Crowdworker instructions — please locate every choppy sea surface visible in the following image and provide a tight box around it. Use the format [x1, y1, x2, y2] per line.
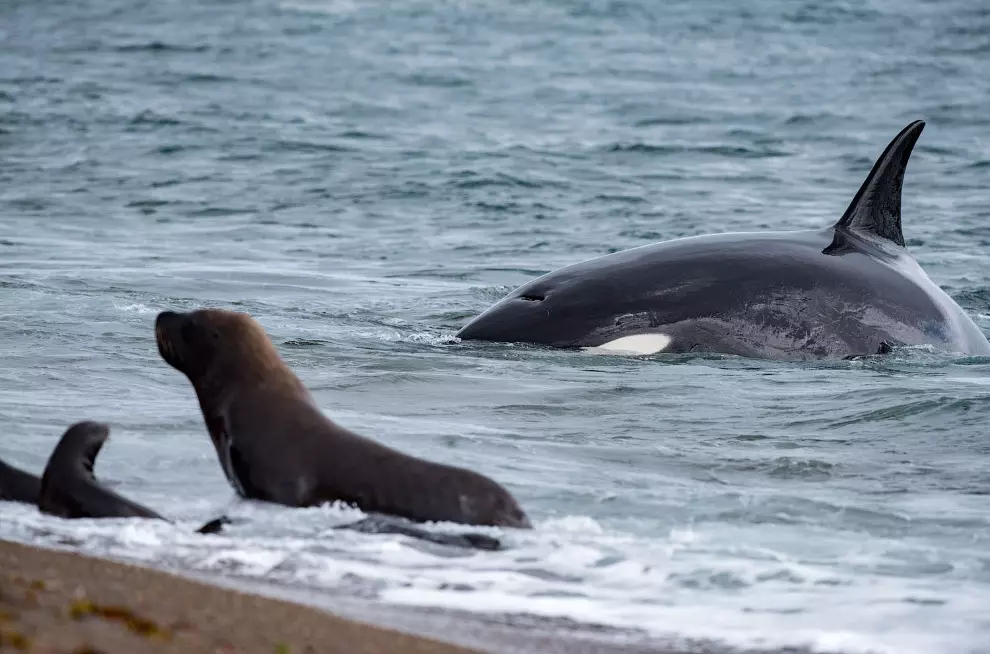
[2, 1, 990, 652]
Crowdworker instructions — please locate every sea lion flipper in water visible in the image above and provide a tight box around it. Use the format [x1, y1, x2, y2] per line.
[0, 458, 42, 504]
[340, 515, 504, 551]
[195, 515, 231, 534]
[36, 421, 229, 534]
[155, 309, 532, 530]
[39, 421, 168, 520]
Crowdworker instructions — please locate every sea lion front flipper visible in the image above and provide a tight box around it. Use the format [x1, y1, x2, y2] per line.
[227, 440, 264, 500]
[195, 515, 232, 534]
[339, 515, 504, 551]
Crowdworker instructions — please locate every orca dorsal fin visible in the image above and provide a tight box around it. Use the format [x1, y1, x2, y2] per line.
[832, 120, 925, 247]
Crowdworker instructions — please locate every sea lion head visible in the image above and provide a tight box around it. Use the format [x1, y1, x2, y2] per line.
[155, 309, 291, 393]
[49, 421, 110, 476]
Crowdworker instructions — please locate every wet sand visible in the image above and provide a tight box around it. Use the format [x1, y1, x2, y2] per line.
[0, 539, 820, 654]
[0, 539, 478, 654]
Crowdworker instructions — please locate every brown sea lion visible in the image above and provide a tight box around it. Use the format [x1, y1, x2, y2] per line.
[154, 309, 531, 531]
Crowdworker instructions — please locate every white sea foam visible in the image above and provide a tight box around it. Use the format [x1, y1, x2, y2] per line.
[2, 502, 986, 654]
[112, 302, 159, 314]
[401, 331, 460, 346]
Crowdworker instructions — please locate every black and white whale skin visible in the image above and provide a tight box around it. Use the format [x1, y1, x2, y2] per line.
[456, 120, 990, 361]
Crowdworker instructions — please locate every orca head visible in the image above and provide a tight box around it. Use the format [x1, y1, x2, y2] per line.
[456, 271, 657, 349]
[458, 276, 582, 347]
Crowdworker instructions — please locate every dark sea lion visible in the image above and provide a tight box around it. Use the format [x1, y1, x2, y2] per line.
[0, 457, 42, 504]
[456, 120, 990, 361]
[154, 309, 532, 536]
[37, 421, 226, 534]
[39, 421, 167, 520]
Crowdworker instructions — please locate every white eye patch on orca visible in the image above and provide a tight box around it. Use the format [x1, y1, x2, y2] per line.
[586, 333, 673, 356]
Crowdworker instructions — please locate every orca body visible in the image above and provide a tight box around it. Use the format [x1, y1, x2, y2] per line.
[456, 121, 990, 361]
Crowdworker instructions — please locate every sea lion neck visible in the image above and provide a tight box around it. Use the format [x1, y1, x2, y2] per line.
[190, 359, 307, 410]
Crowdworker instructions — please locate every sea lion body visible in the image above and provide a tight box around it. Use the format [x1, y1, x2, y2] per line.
[0, 458, 42, 504]
[155, 309, 531, 529]
[38, 422, 166, 520]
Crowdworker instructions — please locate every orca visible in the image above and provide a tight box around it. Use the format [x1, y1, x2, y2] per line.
[456, 121, 990, 361]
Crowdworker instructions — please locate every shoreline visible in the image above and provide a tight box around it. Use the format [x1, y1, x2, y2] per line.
[0, 538, 817, 654]
[0, 538, 478, 654]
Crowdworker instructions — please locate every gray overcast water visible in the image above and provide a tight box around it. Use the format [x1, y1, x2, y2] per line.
[2, 1, 989, 652]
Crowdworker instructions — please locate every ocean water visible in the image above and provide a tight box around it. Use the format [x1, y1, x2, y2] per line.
[2, 0, 990, 652]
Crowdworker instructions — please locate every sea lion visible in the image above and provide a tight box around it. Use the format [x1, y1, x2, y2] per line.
[154, 309, 532, 532]
[39, 421, 167, 520]
[0, 457, 42, 504]
[36, 421, 226, 534]
[5, 423, 499, 549]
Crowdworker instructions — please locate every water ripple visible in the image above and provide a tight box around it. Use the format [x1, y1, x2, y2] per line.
[1, 0, 989, 652]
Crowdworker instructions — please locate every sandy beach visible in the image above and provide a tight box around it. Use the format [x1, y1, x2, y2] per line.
[0, 539, 747, 654]
[0, 539, 482, 654]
